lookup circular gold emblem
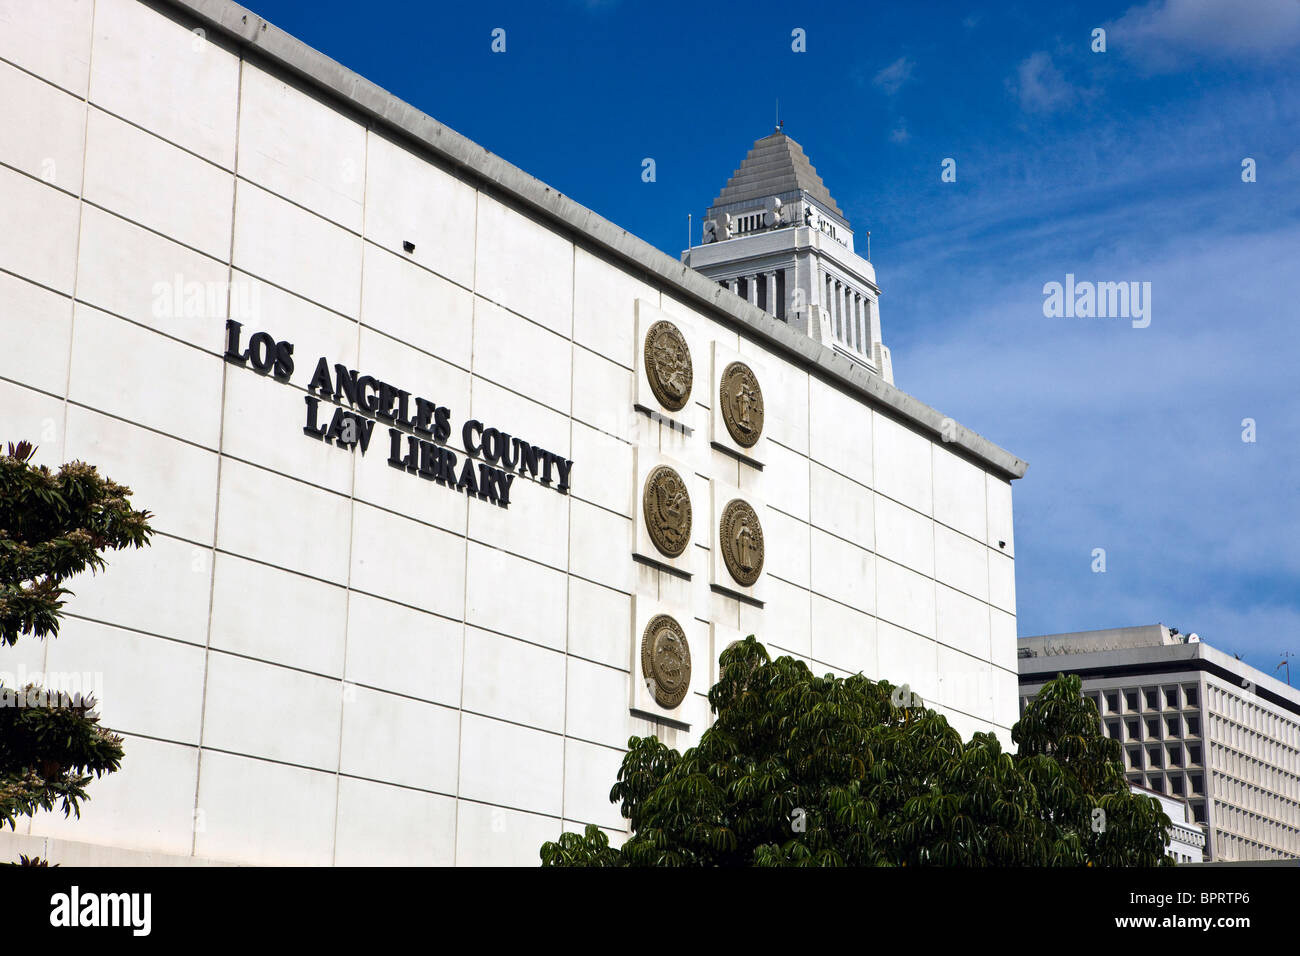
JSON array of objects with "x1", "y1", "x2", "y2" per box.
[
  {"x1": 641, "y1": 614, "x2": 692, "y2": 708},
  {"x1": 642, "y1": 465, "x2": 692, "y2": 558},
  {"x1": 644, "y1": 320, "x2": 692, "y2": 412},
  {"x1": 719, "y1": 361, "x2": 764, "y2": 447},
  {"x1": 719, "y1": 498, "x2": 764, "y2": 587}
]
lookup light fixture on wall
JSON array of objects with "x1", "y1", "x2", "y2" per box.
[{"x1": 402, "y1": 240, "x2": 415, "y2": 253}]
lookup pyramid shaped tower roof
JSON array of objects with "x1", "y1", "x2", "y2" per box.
[{"x1": 709, "y1": 131, "x2": 843, "y2": 218}]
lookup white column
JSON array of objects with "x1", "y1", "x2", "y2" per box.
[
  {"x1": 766, "y1": 272, "x2": 777, "y2": 316},
  {"x1": 843, "y1": 286, "x2": 852, "y2": 344},
  {"x1": 832, "y1": 280, "x2": 842, "y2": 339},
  {"x1": 748, "y1": 274, "x2": 759, "y2": 306},
  {"x1": 838, "y1": 282, "x2": 848, "y2": 342}
]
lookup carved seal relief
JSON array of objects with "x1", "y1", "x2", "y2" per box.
[
  {"x1": 644, "y1": 320, "x2": 693, "y2": 412},
  {"x1": 719, "y1": 360, "x2": 764, "y2": 447},
  {"x1": 719, "y1": 498, "x2": 764, "y2": 587},
  {"x1": 640, "y1": 614, "x2": 692, "y2": 708},
  {"x1": 642, "y1": 465, "x2": 692, "y2": 558}
]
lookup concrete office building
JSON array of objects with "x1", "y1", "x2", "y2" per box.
[
  {"x1": 0, "y1": 0, "x2": 1026, "y2": 865},
  {"x1": 1019, "y1": 625, "x2": 1300, "y2": 862}
]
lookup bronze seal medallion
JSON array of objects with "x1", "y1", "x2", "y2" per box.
[
  {"x1": 719, "y1": 361, "x2": 764, "y2": 447},
  {"x1": 642, "y1": 465, "x2": 692, "y2": 558},
  {"x1": 644, "y1": 320, "x2": 692, "y2": 412},
  {"x1": 719, "y1": 498, "x2": 764, "y2": 587},
  {"x1": 640, "y1": 614, "x2": 691, "y2": 708}
]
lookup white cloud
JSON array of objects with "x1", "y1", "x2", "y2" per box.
[
  {"x1": 873, "y1": 56, "x2": 914, "y2": 95},
  {"x1": 1111, "y1": 0, "x2": 1300, "y2": 67},
  {"x1": 1012, "y1": 52, "x2": 1076, "y2": 113}
]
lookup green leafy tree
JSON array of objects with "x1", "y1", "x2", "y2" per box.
[
  {"x1": 1, "y1": 441, "x2": 153, "y2": 841},
  {"x1": 540, "y1": 637, "x2": 1172, "y2": 866}
]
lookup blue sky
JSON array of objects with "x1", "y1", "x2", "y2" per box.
[{"x1": 248, "y1": 0, "x2": 1300, "y2": 680}]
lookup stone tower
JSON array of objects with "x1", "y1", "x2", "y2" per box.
[{"x1": 682, "y1": 129, "x2": 893, "y2": 384}]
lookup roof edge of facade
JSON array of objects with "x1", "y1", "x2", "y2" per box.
[{"x1": 156, "y1": 0, "x2": 1027, "y2": 480}]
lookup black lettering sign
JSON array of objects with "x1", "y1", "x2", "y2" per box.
[{"x1": 231, "y1": 322, "x2": 570, "y2": 512}]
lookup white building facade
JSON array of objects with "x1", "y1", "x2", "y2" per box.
[
  {"x1": 0, "y1": 0, "x2": 1026, "y2": 865},
  {"x1": 1128, "y1": 783, "x2": 1207, "y2": 864}
]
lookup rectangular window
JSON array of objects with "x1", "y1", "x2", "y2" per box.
[
  {"x1": 1145, "y1": 688, "x2": 1159, "y2": 710},
  {"x1": 1126, "y1": 690, "x2": 1139, "y2": 712},
  {"x1": 1146, "y1": 717, "x2": 1160, "y2": 739},
  {"x1": 1187, "y1": 716, "x2": 1200, "y2": 736},
  {"x1": 1164, "y1": 686, "x2": 1180, "y2": 709},
  {"x1": 1107, "y1": 692, "x2": 1120, "y2": 713},
  {"x1": 1126, "y1": 717, "x2": 1140, "y2": 740},
  {"x1": 1185, "y1": 686, "x2": 1198, "y2": 707},
  {"x1": 1148, "y1": 746, "x2": 1163, "y2": 768},
  {"x1": 1167, "y1": 715, "x2": 1182, "y2": 737}
]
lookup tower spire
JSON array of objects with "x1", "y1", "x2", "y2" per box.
[{"x1": 682, "y1": 130, "x2": 893, "y2": 385}]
